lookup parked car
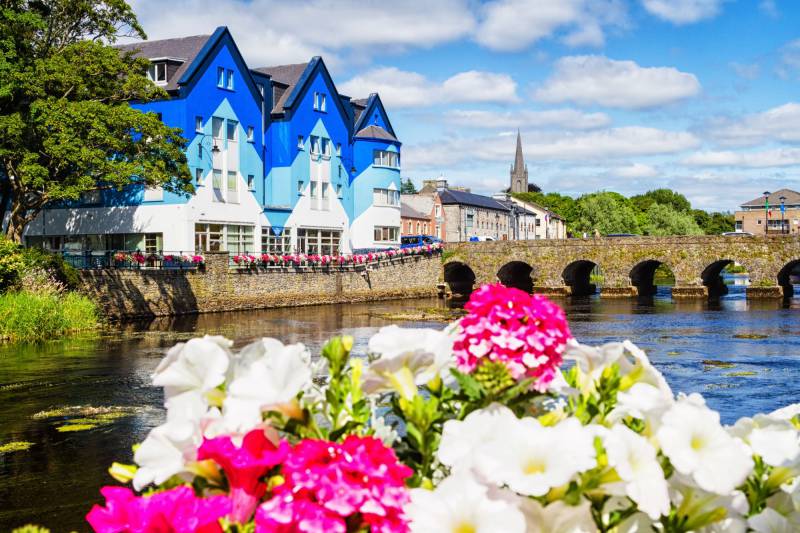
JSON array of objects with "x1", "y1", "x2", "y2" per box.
[
  {"x1": 722, "y1": 231, "x2": 754, "y2": 236},
  {"x1": 400, "y1": 235, "x2": 441, "y2": 249},
  {"x1": 468, "y1": 236, "x2": 496, "y2": 242}
]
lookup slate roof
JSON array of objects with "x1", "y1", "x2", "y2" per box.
[
  {"x1": 251, "y1": 62, "x2": 309, "y2": 113},
  {"x1": 355, "y1": 124, "x2": 397, "y2": 141},
  {"x1": 497, "y1": 199, "x2": 538, "y2": 217},
  {"x1": 117, "y1": 34, "x2": 211, "y2": 92},
  {"x1": 741, "y1": 188, "x2": 800, "y2": 207},
  {"x1": 438, "y1": 189, "x2": 510, "y2": 211},
  {"x1": 401, "y1": 204, "x2": 430, "y2": 219},
  {"x1": 351, "y1": 98, "x2": 368, "y2": 124}
]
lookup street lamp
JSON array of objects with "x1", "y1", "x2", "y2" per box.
[
  {"x1": 763, "y1": 191, "x2": 771, "y2": 235},
  {"x1": 780, "y1": 195, "x2": 787, "y2": 234}
]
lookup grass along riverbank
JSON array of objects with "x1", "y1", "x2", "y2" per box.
[{"x1": 0, "y1": 291, "x2": 99, "y2": 343}]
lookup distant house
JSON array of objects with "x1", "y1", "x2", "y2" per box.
[
  {"x1": 735, "y1": 189, "x2": 800, "y2": 235},
  {"x1": 436, "y1": 188, "x2": 512, "y2": 242},
  {"x1": 493, "y1": 193, "x2": 566, "y2": 240},
  {"x1": 400, "y1": 203, "x2": 432, "y2": 236}
]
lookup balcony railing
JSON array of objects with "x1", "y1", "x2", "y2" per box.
[{"x1": 61, "y1": 251, "x2": 204, "y2": 270}]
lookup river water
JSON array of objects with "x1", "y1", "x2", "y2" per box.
[{"x1": 1, "y1": 284, "x2": 799, "y2": 531}]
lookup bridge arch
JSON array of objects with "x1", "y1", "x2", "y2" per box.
[
  {"x1": 629, "y1": 260, "x2": 674, "y2": 297},
  {"x1": 777, "y1": 259, "x2": 800, "y2": 297},
  {"x1": 562, "y1": 260, "x2": 598, "y2": 297},
  {"x1": 701, "y1": 259, "x2": 735, "y2": 298},
  {"x1": 497, "y1": 261, "x2": 534, "y2": 293},
  {"x1": 444, "y1": 261, "x2": 476, "y2": 298}
]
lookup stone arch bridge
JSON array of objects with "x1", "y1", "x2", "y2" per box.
[{"x1": 442, "y1": 236, "x2": 800, "y2": 299}]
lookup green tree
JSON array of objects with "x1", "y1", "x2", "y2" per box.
[
  {"x1": 400, "y1": 178, "x2": 417, "y2": 194},
  {"x1": 0, "y1": 0, "x2": 193, "y2": 242},
  {"x1": 573, "y1": 192, "x2": 640, "y2": 235},
  {"x1": 642, "y1": 203, "x2": 704, "y2": 236},
  {"x1": 630, "y1": 188, "x2": 692, "y2": 214},
  {"x1": 693, "y1": 210, "x2": 734, "y2": 234}
]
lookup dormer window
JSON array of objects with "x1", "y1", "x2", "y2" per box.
[{"x1": 148, "y1": 62, "x2": 168, "y2": 85}]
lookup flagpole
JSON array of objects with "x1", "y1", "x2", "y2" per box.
[{"x1": 763, "y1": 191, "x2": 770, "y2": 236}]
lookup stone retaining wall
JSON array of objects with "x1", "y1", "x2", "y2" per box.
[{"x1": 78, "y1": 252, "x2": 441, "y2": 318}]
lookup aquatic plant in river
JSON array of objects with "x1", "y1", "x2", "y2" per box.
[{"x1": 84, "y1": 284, "x2": 800, "y2": 532}]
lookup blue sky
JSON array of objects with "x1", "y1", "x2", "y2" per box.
[{"x1": 128, "y1": 0, "x2": 800, "y2": 211}]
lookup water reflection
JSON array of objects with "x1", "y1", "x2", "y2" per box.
[{"x1": 0, "y1": 286, "x2": 799, "y2": 531}]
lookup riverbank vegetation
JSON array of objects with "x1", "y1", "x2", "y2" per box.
[
  {"x1": 514, "y1": 188, "x2": 734, "y2": 236},
  {"x1": 0, "y1": 238, "x2": 98, "y2": 343}
]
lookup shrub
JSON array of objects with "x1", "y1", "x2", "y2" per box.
[
  {"x1": 0, "y1": 291, "x2": 98, "y2": 342},
  {"x1": 0, "y1": 237, "x2": 80, "y2": 292}
]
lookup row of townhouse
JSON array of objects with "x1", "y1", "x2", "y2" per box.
[
  {"x1": 401, "y1": 181, "x2": 566, "y2": 242},
  {"x1": 23, "y1": 27, "x2": 402, "y2": 255}
]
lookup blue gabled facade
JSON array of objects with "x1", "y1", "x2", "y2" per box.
[{"x1": 23, "y1": 27, "x2": 401, "y2": 255}]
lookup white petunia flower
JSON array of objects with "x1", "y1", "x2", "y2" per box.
[
  {"x1": 222, "y1": 339, "x2": 311, "y2": 434},
  {"x1": 748, "y1": 507, "x2": 799, "y2": 533},
  {"x1": 133, "y1": 419, "x2": 201, "y2": 490},
  {"x1": 407, "y1": 470, "x2": 527, "y2": 533},
  {"x1": 609, "y1": 382, "x2": 673, "y2": 431},
  {"x1": 477, "y1": 417, "x2": 596, "y2": 497},
  {"x1": 657, "y1": 394, "x2": 753, "y2": 494},
  {"x1": 564, "y1": 340, "x2": 672, "y2": 400},
  {"x1": 518, "y1": 499, "x2": 597, "y2": 533},
  {"x1": 152, "y1": 335, "x2": 232, "y2": 401},
  {"x1": 362, "y1": 325, "x2": 456, "y2": 399},
  {"x1": 730, "y1": 414, "x2": 800, "y2": 467},
  {"x1": 770, "y1": 403, "x2": 800, "y2": 421},
  {"x1": 437, "y1": 403, "x2": 519, "y2": 471},
  {"x1": 669, "y1": 477, "x2": 749, "y2": 532},
  {"x1": 603, "y1": 424, "x2": 670, "y2": 519}
]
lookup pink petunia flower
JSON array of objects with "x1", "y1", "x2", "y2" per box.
[
  {"x1": 453, "y1": 283, "x2": 572, "y2": 391},
  {"x1": 255, "y1": 436, "x2": 412, "y2": 533},
  {"x1": 86, "y1": 485, "x2": 230, "y2": 533},
  {"x1": 198, "y1": 429, "x2": 290, "y2": 523}
]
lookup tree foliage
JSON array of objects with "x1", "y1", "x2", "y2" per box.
[
  {"x1": 400, "y1": 178, "x2": 417, "y2": 194},
  {"x1": 0, "y1": 0, "x2": 193, "y2": 242},
  {"x1": 573, "y1": 192, "x2": 641, "y2": 235},
  {"x1": 641, "y1": 203, "x2": 703, "y2": 236},
  {"x1": 513, "y1": 188, "x2": 734, "y2": 236}
]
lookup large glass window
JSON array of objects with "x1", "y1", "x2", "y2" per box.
[
  {"x1": 149, "y1": 62, "x2": 167, "y2": 84},
  {"x1": 372, "y1": 188, "x2": 400, "y2": 206},
  {"x1": 373, "y1": 226, "x2": 399, "y2": 242},
  {"x1": 297, "y1": 229, "x2": 341, "y2": 255},
  {"x1": 212, "y1": 169, "x2": 223, "y2": 190},
  {"x1": 226, "y1": 225, "x2": 253, "y2": 254},
  {"x1": 227, "y1": 171, "x2": 238, "y2": 203},
  {"x1": 195, "y1": 224, "x2": 224, "y2": 252},
  {"x1": 372, "y1": 150, "x2": 399, "y2": 168},
  {"x1": 261, "y1": 228, "x2": 292, "y2": 254}
]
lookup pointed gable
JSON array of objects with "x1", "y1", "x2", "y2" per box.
[{"x1": 353, "y1": 94, "x2": 396, "y2": 141}]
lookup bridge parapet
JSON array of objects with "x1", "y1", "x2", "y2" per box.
[{"x1": 442, "y1": 236, "x2": 800, "y2": 300}]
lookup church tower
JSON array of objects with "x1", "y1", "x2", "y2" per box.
[{"x1": 510, "y1": 130, "x2": 528, "y2": 193}]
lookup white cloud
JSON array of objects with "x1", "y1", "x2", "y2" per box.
[
  {"x1": 615, "y1": 163, "x2": 659, "y2": 178},
  {"x1": 339, "y1": 67, "x2": 519, "y2": 108},
  {"x1": 404, "y1": 127, "x2": 699, "y2": 169},
  {"x1": 703, "y1": 103, "x2": 800, "y2": 147},
  {"x1": 641, "y1": 0, "x2": 726, "y2": 25},
  {"x1": 682, "y1": 148, "x2": 800, "y2": 168},
  {"x1": 443, "y1": 108, "x2": 611, "y2": 130},
  {"x1": 533, "y1": 55, "x2": 701, "y2": 109},
  {"x1": 776, "y1": 39, "x2": 800, "y2": 79},
  {"x1": 474, "y1": 0, "x2": 628, "y2": 51},
  {"x1": 127, "y1": 0, "x2": 475, "y2": 67},
  {"x1": 759, "y1": 0, "x2": 778, "y2": 18},
  {"x1": 729, "y1": 62, "x2": 760, "y2": 80}
]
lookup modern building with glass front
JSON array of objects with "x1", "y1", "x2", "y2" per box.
[{"x1": 23, "y1": 26, "x2": 402, "y2": 255}]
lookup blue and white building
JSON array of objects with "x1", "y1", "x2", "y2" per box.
[{"x1": 23, "y1": 27, "x2": 402, "y2": 255}]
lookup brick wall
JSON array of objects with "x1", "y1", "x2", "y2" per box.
[{"x1": 79, "y1": 252, "x2": 441, "y2": 318}]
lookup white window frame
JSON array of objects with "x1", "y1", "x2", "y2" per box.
[
  {"x1": 149, "y1": 62, "x2": 167, "y2": 85},
  {"x1": 373, "y1": 226, "x2": 399, "y2": 243},
  {"x1": 226, "y1": 120, "x2": 238, "y2": 142},
  {"x1": 297, "y1": 135, "x2": 304, "y2": 150},
  {"x1": 212, "y1": 117, "x2": 224, "y2": 140},
  {"x1": 247, "y1": 174, "x2": 255, "y2": 191},
  {"x1": 217, "y1": 67, "x2": 225, "y2": 88},
  {"x1": 226, "y1": 69, "x2": 234, "y2": 90},
  {"x1": 195, "y1": 116, "x2": 203, "y2": 132},
  {"x1": 195, "y1": 168, "x2": 204, "y2": 186},
  {"x1": 247, "y1": 126, "x2": 254, "y2": 142}
]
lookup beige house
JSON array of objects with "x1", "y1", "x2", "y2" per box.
[
  {"x1": 493, "y1": 193, "x2": 567, "y2": 240},
  {"x1": 735, "y1": 189, "x2": 800, "y2": 235}
]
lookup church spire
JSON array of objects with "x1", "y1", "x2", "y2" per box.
[
  {"x1": 514, "y1": 129, "x2": 524, "y2": 173},
  {"x1": 510, "y1": 130, "x2": 528, "y2": 193}
]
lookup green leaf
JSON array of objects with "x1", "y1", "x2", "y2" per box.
[{"x1": 450, "y1": 368, "x2": 485, "y2": 401}]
